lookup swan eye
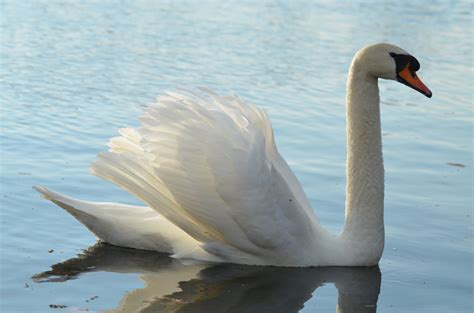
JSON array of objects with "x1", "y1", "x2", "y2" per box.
[
  {"x1": 408, "y1": 65, "x2": 417, "y2": 78},
  {"x1": 389, "y1": 52, "x2": 420, "y2": 75}
]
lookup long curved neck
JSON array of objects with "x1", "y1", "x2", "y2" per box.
[{"x1": 342, "y1": 59, "x2": 384, "y2": 249}]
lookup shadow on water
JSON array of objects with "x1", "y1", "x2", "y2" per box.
[{"x1": 33, "y1": 243, "x2": 381, "y2": 313}]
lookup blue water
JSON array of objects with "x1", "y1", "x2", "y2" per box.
[{"x1": 1, "y1": 1, "x2": 472, "y2": 312}]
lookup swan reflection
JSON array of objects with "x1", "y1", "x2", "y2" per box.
[{"x1": 33, "y1": 243, "x2": 381, "y2": 313}]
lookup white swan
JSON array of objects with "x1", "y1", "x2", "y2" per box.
[{"x1": 35, "y1": 43, "x2": 432, "y2": 267}]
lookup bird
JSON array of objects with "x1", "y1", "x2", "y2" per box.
[{"x1": 35, "y1": 43, "x2": 432, "y2": 267}]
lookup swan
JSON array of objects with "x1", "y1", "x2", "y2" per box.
[{"x1": 35, "y1": 43, "x2": 432, "y2": 267}]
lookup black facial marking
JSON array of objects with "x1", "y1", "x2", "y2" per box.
[
  {"x1": 389, "y1": 52, "x2": 420, "y2": 74},
  {"x1": 389, "y1": 52, "x2": 431, "y2": 97}
]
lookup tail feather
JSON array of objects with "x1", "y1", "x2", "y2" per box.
[
  {"x1": 33, "y1": 186, "x2": 103, "y2": 235},
  {"x1": 33, "y1": 186, "x2": 198, "y2": 254}
]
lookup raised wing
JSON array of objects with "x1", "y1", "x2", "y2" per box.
[{"x1": 92, "y1": 88, "x2": 320, "y2": 265}]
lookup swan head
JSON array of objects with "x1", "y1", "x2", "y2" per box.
[{"x1": 355, "y1": 43, "x2": 432, "y2": 98}]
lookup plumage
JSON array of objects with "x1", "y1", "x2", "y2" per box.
[{"x1": 35, "y1": 43, "x2": 431, "y2": 266}]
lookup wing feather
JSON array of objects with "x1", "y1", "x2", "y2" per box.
[{"x1": 92, "y1": 89, "x2": 319, "y2": 264}]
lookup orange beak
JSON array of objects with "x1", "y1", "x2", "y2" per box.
[{"x1": 398, "y1": 63, "x2": 432, "y2": 98}]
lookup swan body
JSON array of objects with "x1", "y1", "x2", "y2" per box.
[{"x1": 35, "y1": 43, "x2": 431, "y2": 267}]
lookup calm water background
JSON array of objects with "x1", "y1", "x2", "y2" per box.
[{"x1": 1, "y1": 1, "x2": 472, "y2": 312}]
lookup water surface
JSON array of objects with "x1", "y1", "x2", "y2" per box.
[{"x1": 1, "y1": 1, "x2": 472, "y2": 312}]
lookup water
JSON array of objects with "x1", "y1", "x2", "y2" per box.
[{"x1": 1, "y1": 1, "x2": 472, "y2": 312}]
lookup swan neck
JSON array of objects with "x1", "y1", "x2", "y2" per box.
[{"x1": 342, "y1": 59, "x2": 384, "y2": 246}]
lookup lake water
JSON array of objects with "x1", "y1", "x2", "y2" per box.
[{"x1": 1, "y1": 1, "x2": 472, "y2": 312}]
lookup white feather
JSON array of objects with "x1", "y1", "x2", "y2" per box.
[
  {"x1": 90, "y1": 89, "x2": 322, "y2": 265},
  {"x1": 35, "y1": 44, "x2": 424, "y2": 266}
]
